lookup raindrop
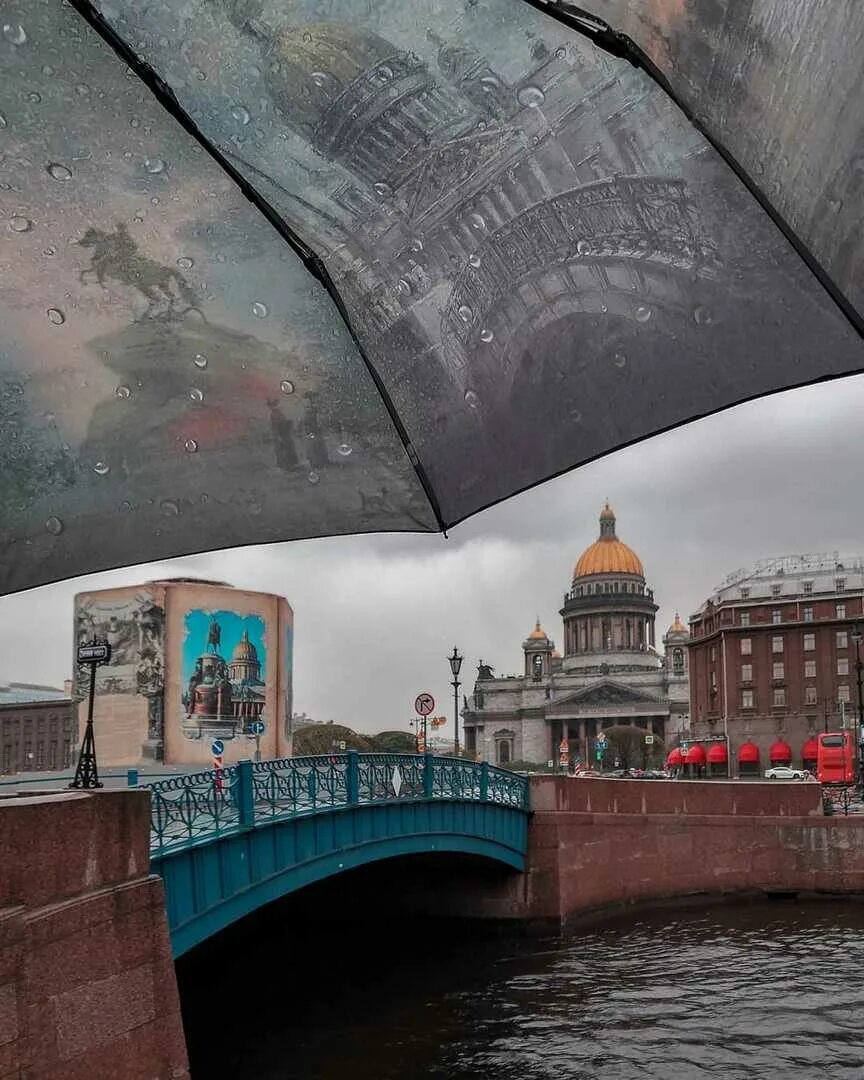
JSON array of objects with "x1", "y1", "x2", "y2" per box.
[
  {"x1": 600, "y1": 303, "x2": 608, "y2": 313},
  {"x1": 120, "y1": 500, "x2": 133, "y2": 513},
  {"x1": 468, "y1": 212, "x2": 486, "y2": 232},
  {"x1": 27, "y1": 92, "x2": 42, "y2": 104},
  {"x1": 373, "y1": 181, "x2": 392, "y2": 198},
  {"x1": 0, "y1": 112, "x2": 6, "y2": 127},
  {"x1": 307, "y1": 470, "x2": 320, "y2": 485},
  {"x1": 477, "y1": 120, "x2": 487, "y2": 131},
  {"x1": 42, "y1": 246, "x2": 55, "y2": 256},
  {"x1": 693, "y1": 304, "x2": 714, "y2": 326},
  {"x1": 251, "y1": 301, "x2": 268, "y2": 318},
  {"x1": 44, "y1": 516, "x2": 63, "y2": 536},
  {"x1": 2, "y1": 23, "x2": 27, "y2": 46},
  {"x1": 184, "y1": 438, "x2": 198, "y2": 453},
  {"x1": 193, "y1": 353, "x2": 208, "y2": 369},
  {"x1": 93, "y1": 461, "x2": 110, "y2": 475},
  {"x1": 302, "y1": 31, "x2": 313, "y2": 43},
  {"x1": 310, "y1": 71, "x2": 328, "y2": 88},
  {"x1": 160, "y1": 499, "x2": 179, "y2": 517},
  {"x1": 144, "y1": 156, "x2": 165, "y2": 174},
  {"x1": 231, "y1": 104, "x2": 251, "y2": 125},
  {"x1": 46, "y1": 162, "x2": 72, "y2": 182},
  {"x1": 517, "y1": 85, "x2": 545, "y2": 108},
  {"x1": 479, "y1": 328, "x2": 494, "y2": 343},
  {"x1": 280, "y1": 379, "x2": 295, "y2": 395},
  {"x1": 397, "y1": 278, "x2": 412, "y2": 295},
  {"x1": 468, "y1": 253, "x2": 481, "y2": 268},
  {"x1": 576, "y1": 239, "x2": 590, "y2": 256},
  {"x1": 150, "y1": 196, "x2": 159, "y2": 205},
  {"x1": 337, "y1": 443, "x2": 353, "y2": 456},
  {"x1": 464, "y1": 389, "x2": 480, "y2": 408},
  {"x1": 613, "y1": 352, "x2": 627, "y2": 368},
  {"x1": 634, "y1": 304, "x2": 652, "y2": 323},
  {"x1": 46, "y1": 308, "x2": 65, "y2": 324},
  {"x1": 480, "y1": 75, "x2": 501, "y2": 93},
  {"x1": 410, "y1": 237, "x2": 424, "y2": 252},
  {"x1": 130, "y1": 117, "x2": 140, "y2": 128},
  {"x1": 194, "y1": 69, "x2": 206, "y2": 81},
  {"x1": 75, "y1": 83, "x2": 90, "y2": 96},
  {"x1": 555, "y1": 45, "x2": 567, "y2": 58},
  {"x1": 176, "y1": 256, "x2": 194, "y2": 269},
  {"x1": 215, "y1": 253, "x2": 227, "y2": 263},
  {"x1": 9, "y1": 216, "x2": 32, "y2": 233},
  {"x1": 114, "y1": 385, "x2": 131, "y2": 399},
  {"x1": 188, "y1": 387, "x2": 204, "y2": 402},
  {"x1": 457, "y1": 304, "x2": 473, "y2": 323}
]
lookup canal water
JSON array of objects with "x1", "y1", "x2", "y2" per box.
[{"x1": 178, "y1": 898, "x2": 864, "y2": 1079}]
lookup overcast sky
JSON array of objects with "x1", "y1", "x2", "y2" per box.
[{"x1": 1, "y1": 374, "x2": 863, "y2": 733}]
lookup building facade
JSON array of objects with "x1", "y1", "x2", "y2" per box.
[
  {"x1": 462, "y1": 505, "x2": 689, "y2": 766},
  {"x1": 74, "y1": 579, "x2": 293, "y2": 768},
  {"x1": 0, "y1": 683, "x2": 74, "y2": 774},
  {"x1": 688, "y1": 553, "x2": 864, "y2": 776}
]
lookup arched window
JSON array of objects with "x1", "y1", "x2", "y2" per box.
[
  {"x1": 494, "y1": 729, "x2": 515, "y2": 766},
  {"x1": 673, "y1": 648, "x2": 684, "y2": 674}
]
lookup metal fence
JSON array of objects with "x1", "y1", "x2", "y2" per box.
[{"x1": 147, "y1": 752, "x2": 529, "y2": 856}]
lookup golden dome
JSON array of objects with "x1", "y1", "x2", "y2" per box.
[
  {"x1": 231, "y1": 630, "x2": 258, "y2": 663},
  {"x1": 527, "y1": 618, "x2": 548, "y2": 640},
  {"x1": 573, "y1": 504, "x2": 644, "y2": 579},
  {"x1": 668, "y1": 612, "x2": 687, "y2": 634}
]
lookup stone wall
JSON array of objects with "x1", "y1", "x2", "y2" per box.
[{"x1": 0, "y1": 790, "x2": 188, "y2": 1080}]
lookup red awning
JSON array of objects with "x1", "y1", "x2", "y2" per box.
[
  {"x1": 737, "y1": 741, "x2": 760, "y2": 763},
  {"x1": 667, "y1": 748, "x2": 684, "y2": 766},
  {"x1": 769, "y1": 740, "x2": 792, "y2": 762},
  {"x1": 685, "y1": 745, "x2": 707, "y2": 765},
  {"x1": 707, "y1": 743, "x2": 728, "y2": 764},
  {"x1": 801, "y1": 738, "x2": 819, "y2": 761}
]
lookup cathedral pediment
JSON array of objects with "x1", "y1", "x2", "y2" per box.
[{"x1": 553, "y1": 680, "x2": 667, "y2": 709}]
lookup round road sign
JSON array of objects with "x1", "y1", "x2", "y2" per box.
[
  {"x1": 414, "y1": 692, "x2": 435, "y2": 716},
  {"x1": 211, "y1": 739, "x2": 224, "y2": 756}
]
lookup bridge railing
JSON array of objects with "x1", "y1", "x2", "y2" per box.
[{"x1": 148, "y1": 752, "x2": 529, "y2": 856}]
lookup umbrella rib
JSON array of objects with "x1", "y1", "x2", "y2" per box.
[
  {"x1": 65, "y1": 0, "x2": 447, "y2": 534},
  {"x1": 521, "y1": 0, "x2": 864, "y2": 343}
]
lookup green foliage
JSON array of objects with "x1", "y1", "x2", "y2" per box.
[
  {"x1": 501, "y1": 759, "x2": 557, "y2": 774},
  {"x1": 367, "y1": 730, "x2": 416, "y2": 753},
  {"x1": 292, "y1": 723, "x2": 372, "y2": 755}
]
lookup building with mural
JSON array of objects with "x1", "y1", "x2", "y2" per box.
[
  {"x1": 462, "y1": 504, "x2": 689, "y2": 766},
  {"x1": 73, "y1": 579, "x2": 293, "y2": 767}
]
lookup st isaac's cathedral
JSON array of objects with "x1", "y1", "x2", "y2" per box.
[{"x1": 462, "y1": 505, "x2": 690, "y2": 766}]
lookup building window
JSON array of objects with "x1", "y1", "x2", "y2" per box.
[
  {"x1": 739, "y1": 587, "x2": 750, "y2": 599},
  {"x1": 741, "y1": 663, "x2": 753, "y2": 682},
  {"x1": 773, "y1": 688, "x2": 786, "y2": 707},
  {"x1": 772, "y1": 636, "x2": 784, "y2": 653},
  {"x1": 805, "y1": 686, "x2": 818, "y2": 705},
  {"x1": 672, "y1": 648, "x2": 684, "y2": 675},
  {"x1": 48, "y1": 744, "x2": 57, "y2": 769},
  {"x1": 772, "y1": 609, "x2": 782, "y2": 624},
  {"x1": 739, "y1": 612, "x2": 750, "y2": 627},
  {"x1": 837, "y1": 603, "x2": 846, "y2": 619},
  {"x1": 804, "y1": 659, "x2": 817, "y2": 678},
  {"x1": 837, "y1": 631, "x2": 848, "y2": 649},
  {"x1": 771, "y1": 584, "x2": 781, "y2": 597},
  {"x1": 496, "y1": 739, "x2": 513, "y2": 765},
  {"x1": 710, "y1": 646, "x2": 716, "y2": 662},
  {"x1": 802, "y1": 582, "x2": 813, "y2": 595},
  {"x1": 838, "y1": 658, "x2": 849, "y2": 676},
  {"x1": 772, "y1": 662, "x2": 784, "y2": 680},
  {"x1": 838, "y1": 685, "x2": 851, "y2": 703},
  {"x1": 741, "y1": 638, "x2": 752, "y2": 655},
  {"x1": 803, "y1": 607, "x2": 814, "y2": 622},
  {"x1": 836, "y1": 578, "x2": 846, "y2": 592},
  {"x1": 804, "y1": 633, "x2": 815, "y2": 651},
  {"x1": 741, "y1": 690, "x2": 754, "y2": 709}
]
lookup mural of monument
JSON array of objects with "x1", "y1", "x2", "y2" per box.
[{"x1": 181, "y1": 610, "x2": 268, "y2": 741}]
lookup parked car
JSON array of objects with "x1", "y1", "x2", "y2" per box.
[{"x1": 764, "y1": 765, "x2": 807, "y2": 780}]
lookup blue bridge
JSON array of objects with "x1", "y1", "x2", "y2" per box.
[{"x1": 147, "y1": 753, "x2": 531, "y2": 956}]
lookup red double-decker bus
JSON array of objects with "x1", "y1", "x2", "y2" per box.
[{"x1": 816, "y1": 731, "x2": 857, "y2": 785}]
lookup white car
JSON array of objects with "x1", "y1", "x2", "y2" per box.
[{"x1": 764, "y1": 765, "x2": 806, "y2": 780}]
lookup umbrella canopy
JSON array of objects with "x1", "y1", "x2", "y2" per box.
[{"x1": 1, "y1": 0, "x2": 862, "y2": 594}]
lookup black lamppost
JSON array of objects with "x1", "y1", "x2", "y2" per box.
[
  {"x1": 449, "y1": 647, "x2": 463, "y2": 758},
  {"x1": 851, "y1": 624, "x2": 864, "y2": 788}
]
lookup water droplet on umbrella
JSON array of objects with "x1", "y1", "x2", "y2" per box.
[
  {"x1": 47, "y1": 162, "x2": 72, "y2": 182},
  {"x1": 3, "y1": 23, "x2": 27, "y2": 45},
  {"x1": 42, "y1": 246, "x2": 55, "y2": 256},
  {"x1": 693, "y1": 304, "x2": 714, "y2": 326},
  {"x1": 464, "y1": 390, "x2": 480, "y2": 408},
  {"x1": 44, "y1": 516, "x2": 63, "y2": 535},
  {"x1": 373, "y1": 181, "x2": 392, "y2": 198},
  {"x1": 28, "y1": 92, "x2": 42, "y2": 104},
  {"x1": 120, "y1": 500, "x2": 132, "y2": 512},
  {"x1": 251, "y1": 301, "x2": 268, "y2": 318},
  {"x1": 468, "y1": 212, "x2": 486, "y2": 231},
  {"x1": 189, "y1": 387, "x2": 204, "y2": 402},
  {"x1": 0, "y1": 112, "x2": 7, "y2": 127},
  {"x1": 194, "y1": 69, "x2": 206, "y2": 81},
  {"x1": 555, "y1": 46, "x2": 567, "y2": 58},
  {"x1": 193, "y1": 353, "x2": 208, "y2": 369},
  {"x1": 160, "y1": 499, "x2": 179, "y2": 517},
  {"x1": 468, "y1": 253, "x2": 481, "y2": 268},
  {"x1": 479, "y1": 328, "x2": 494, "y2": 343},
  {"x1": 93, "y1": 461, "x2": 110, "y2": 475},
  {"x1": 576, "y1": 239, "x2": 590, "y2": 255},
  {"x1": 634, "y1": 304, "x2": 652, "y2": 323},
  {"x1": 310, "y1": 71, "x2": 328, "y2": 87},
  {"x1": 613, "y1": 352, "x2": 627, "y2": 368},
  {"x1": 280, "y1": 379, "x2": 295, "y2": 395},
  {"x1": 231, "y1": 104, "x2": 250, "y2": 125},
  {"x1": 397, "y1": 278, "x2": 412, "y2": 295},
  {"x1": 9, "y1": 216, "x2": 32, "y2": 233},
  {"x1": 216, "y1": 252, "x2": 226, "y2": 262},
  {"x1": 458, "y1": 304, "x2": 473, "y2": 323},
  {"x1": 517, "y1": 85, "x2": 545, "y2": 108},
  {"x1": 302, "y1": 31, "x2": 313, "y2": 42},
  {"x1": 337, "y1": 443, "x2": 352, "y2": 457},
  {"x1": 379, "y1": 64, "x2": 394, "y2": 80},
  {"x1": 144, "y1": 156, "x2": 165, "y2": 174},
  {"x1": 176, "y1": 256, "x2": 194, "y2": 269},
  {"x1": 76, "y1": 83, "x2": 90, "y2": 96},
  {"x1": 184, "y1": 439, "x2": 198, "y2": 453},
  {"x1": 410, "y1": 237, "x2": 423, "y2": 252},
  {"x1": 307, "y1": 470, "x2": 320, "y2": 485},
  {"x1": 46, "y1": 308, "x2": 65, "y2": 324},
  {"x1": 115, "y1": 385, "x2": 131, "y2": 399},
  {"x1": 480, "y1": 75, "x2": 501, "y2": 93}
]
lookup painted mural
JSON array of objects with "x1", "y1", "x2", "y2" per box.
[
  {"x1": 75, "y1": 590, "x2": 164, "y2": 697},
  {"x1": 284, "y1": 614, "x2": 294, "y2": 740},
  {"x1": 181, "y1": 610, "x2": 267, "y2": 741}
]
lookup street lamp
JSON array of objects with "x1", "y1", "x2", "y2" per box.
[
  {"x1": 449, "y1": 647, "x2": 463, "y2": 758},
  {"x1": 851, "y1": 623, "x2": 864, "y2": 789}
]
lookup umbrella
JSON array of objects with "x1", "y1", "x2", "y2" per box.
[{"x1": 1, "y1": 0, "x2": 861, "y2": 595}]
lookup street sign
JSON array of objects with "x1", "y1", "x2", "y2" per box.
[
  {"x1": 644, "y1": 734, "x2": 655, "y2": 745},
  {"x1": 414, "y1": 692, "x2": 435, "y2": 716},
  {"x1": 211, "y1": 739, "x2": 224, "y2": 756},
  {"x1": 595, "y1": 734, "x2": 608, "y2": 748},
  {"x1": 77, "y1": 642, "x2": 111, "y2": 664},
  {"x1": 249, "y1": 720, "x2": 265, "y2": 736},
  {"x1": 338, "y1": 740, "x2": 346, "y2": 750}
]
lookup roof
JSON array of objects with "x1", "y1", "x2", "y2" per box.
[
  {"x1": 527, "y1": 618, "x2": 548, "y2": 640},
  {"x1": 574, "y1": 505, "x2": 644, "y2": 579},
  {"x1": 0, "y1": 682, "x2": 69, "y2": 705}
]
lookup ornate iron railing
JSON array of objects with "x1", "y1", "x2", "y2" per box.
[{"x1": 147, "y1": 753, "x2": 529, "y2": 856}]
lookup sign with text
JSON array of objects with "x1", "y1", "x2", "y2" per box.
[{"x1": 77, "y1": 641, "x2": 112, "y2": 664}]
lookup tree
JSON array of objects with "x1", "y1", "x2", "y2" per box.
[
  {"x1": 602, "y1": 725, "x2": 666, "y2": 770},
  {"x1": 292, "y1": 723, "x2": 372, "y2": 755},
  {"x1": 368, "y1": 730, "x2": 416, "y2": 753}
]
